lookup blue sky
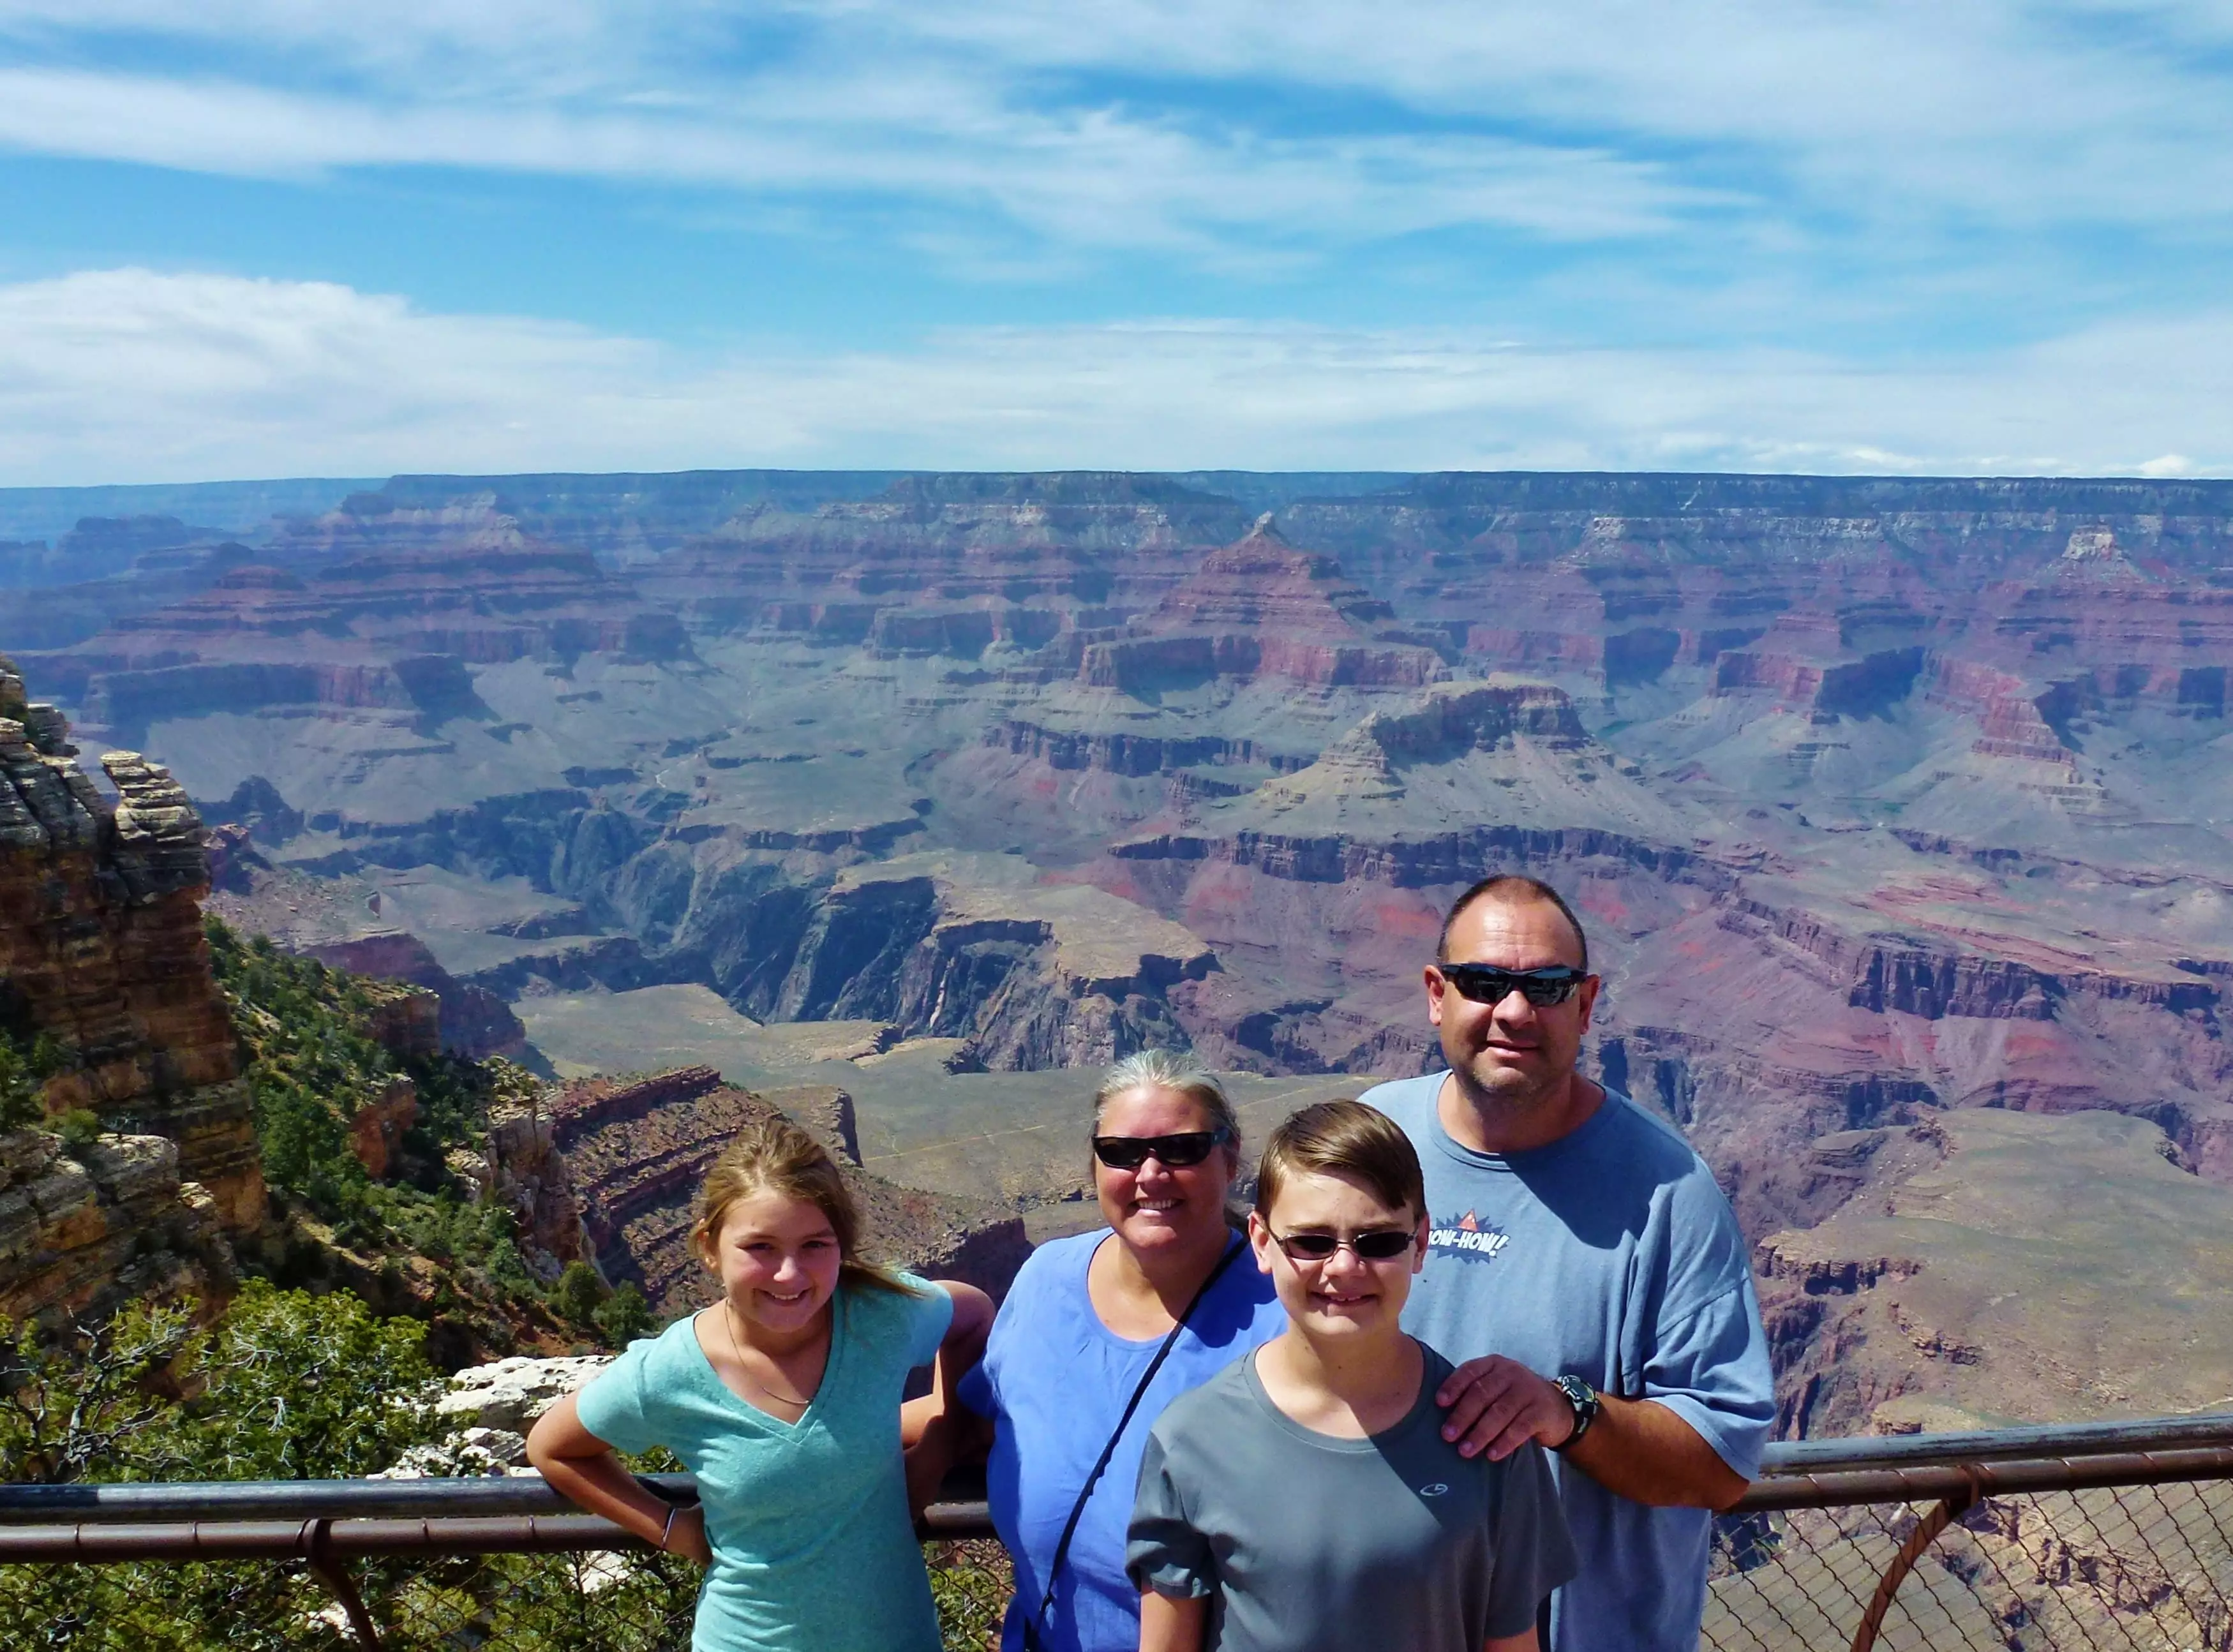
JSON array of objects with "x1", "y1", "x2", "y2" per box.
[{"x1": 2, "y1": 1, "x2": 2231, "y2": 484}]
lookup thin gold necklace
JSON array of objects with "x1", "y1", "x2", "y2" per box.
[{"x1": 721, "y1": 1300, "x2": 816, "y2": 1408}]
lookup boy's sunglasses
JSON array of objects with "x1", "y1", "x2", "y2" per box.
[
  {"x1": 1269, "y1": 1227, "x2": 1417, "y2": 1262},
  {"x1": 1091, "y1": 1127, "x2": 1232, "y2": 1171},
  {"x1": 1437, "y1": 963, "x2": 1588, "y2": 1006}
]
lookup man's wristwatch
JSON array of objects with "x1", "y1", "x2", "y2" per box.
[{"x1": 1551, "y1": 1374, "x2": 1601, "y2": 1451}]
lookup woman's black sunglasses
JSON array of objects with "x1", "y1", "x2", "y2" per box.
[
  {"x1": 1091, "y1": 1127, "x2": 1232, "y2": 1170},
  {"x1": 1437, "y1": 963, "x2": 1587, "y2": 1006},
  {"x1": 1269, "y1": 1228, "x2": 1417, "y2": 1261}
]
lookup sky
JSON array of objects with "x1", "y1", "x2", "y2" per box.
[{"x1": 3, "y1": 1, "x2": 2232, "y2": 484}]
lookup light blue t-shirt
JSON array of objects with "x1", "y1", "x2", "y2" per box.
[
  {"x1": 574, "y1": 1276, "x2": 954, "y2": 1652},
  {"x1": 1362, "y1": 1073, "x2": 1775, "y2": 1652},
  {"x1": 957, "y1": 1230, "x2": 1287, "y2": 1652}
]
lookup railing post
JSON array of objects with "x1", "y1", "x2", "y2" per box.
[
  {"x1": 303, "y1": 1519, "x2": 382, "y2": 1651},
  {"x1": 1847, "y1": 1468, "x2": 1982, "y2": 1652}
]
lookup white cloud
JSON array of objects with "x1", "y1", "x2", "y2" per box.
[
  {"x1": 0, "y1": 66, "x2": 1700, "y2": 251},
  {"x1": 4, "y1": 268, "x2": 2228, "y2": 484},
  {"x1": 4, "y1": 1, "x2": 2228, "y2": 242},
  {"x1": 863, "y1": 0, "x2": 2233, "y2": 223}
]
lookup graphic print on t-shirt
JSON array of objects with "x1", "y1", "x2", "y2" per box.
[{"x1": 1426, "y1": 1209, "x2": 1511, "y2": 1264}]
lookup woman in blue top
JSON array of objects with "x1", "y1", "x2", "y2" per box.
[
  {"x1": 527, "y1": 1113, "x2": 993, "y2": 1652},
  {"x1": 952, "y1": 1052, "x2": 1287, "y2": 1652}
]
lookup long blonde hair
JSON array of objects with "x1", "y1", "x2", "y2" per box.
[{"x1": 691, "y1": 1113, "x2": 907, "y2": 1297}]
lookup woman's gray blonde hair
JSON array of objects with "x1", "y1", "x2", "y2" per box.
[{"x1": 1093, "y1": 1050, "x2": 1240, "y2": 1145}]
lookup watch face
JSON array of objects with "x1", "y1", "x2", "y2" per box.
[{"x1": 1555, "y1": 1376, "x2": 1597, "y2": 1438}]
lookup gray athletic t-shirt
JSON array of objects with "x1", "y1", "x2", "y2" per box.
[
  {"x1": 1363, "y1": 1074, "x2": 1775, "y2": 1652},
  {"x1": 1127, "y1": 1343, "x2": 1576, "y2": 1652}
]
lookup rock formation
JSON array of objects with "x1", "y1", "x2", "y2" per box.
[
  {"x1": 0, "y1": 655, "x2": 262, "y2": 1230},
  {"x1": 202, "y1": 835, "x2": 528, "y2": 1060},
  {"x1": 1754, "y1": 1110, "x2": 2233, "y2": 1436},
  {"x1": 1079, "y1": 516, "x2": 1447, "y2": 692},
  {"x1": 542, "y1": 1065, "x2": 1027, "y2": 1313},
  {"x1": 0, "y1": 1127, "x2": 235, "y2": 1323},
  {"x1": 348, "y1": 1076, "x2": 421, "y2": 1180},
  {"x1": 12, "y1": 468, "x2": 2233, "y2": 1443},
  {"x1": 14, "y1": 513, "x2": 689, "y2": 752},
  {"x1": 458, "y1": 1084, "x2": 596, "y2": 1284}
]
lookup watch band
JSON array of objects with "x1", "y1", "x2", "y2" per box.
[{"x1": 1552, "y1": 1374, "x2": 1600, "y2": 1451}]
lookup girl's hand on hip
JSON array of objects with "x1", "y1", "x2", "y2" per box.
[{"x1": 662, "y1": 1503, "x2": 713, "y2": 1566}]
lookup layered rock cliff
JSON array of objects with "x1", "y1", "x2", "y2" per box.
[
  {"x1": 17, "y1": 519, "x2": 691, "y2": 750},
  {"x1": 0, "y1": 1127, "x2": 235, "y2": 1323},
  {"x1": 13, "y1": 466, "x2": 2233, "y2": 1403},
  {"x1": 1753, "y1": 1110, "x2": 2233, "y2": 1437},
  {"x1": 0, "y1": 655, "x2": 262, "y2": 1230},
  {"x1": 535, "y1": 1064, "x2": 1027, "y2": 1312}
]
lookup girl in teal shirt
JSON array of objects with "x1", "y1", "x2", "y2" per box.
[{"x1": 528, "y1": 1115, "x2": 993, "y2": 1651}]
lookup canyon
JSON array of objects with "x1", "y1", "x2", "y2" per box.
[{"x1": 6, "y1": 468, "x2": 2233, "y2": 1429}]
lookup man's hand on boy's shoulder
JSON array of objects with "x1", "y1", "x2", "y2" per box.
[
  {"x1": 1435, "y1": 1355, "x2": 1573, "y2": 1461},
  {"x1": 1437, "y1": 1358, "x2": 1753, "y2": 1509}
]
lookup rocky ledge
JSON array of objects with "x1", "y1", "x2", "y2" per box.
[
  {"x1": 1, "y1": 654, "x2": 262, "y2": 1228},
  {"x1": 0, "y1": 1127, "x2": 235, "y2": 1323}
]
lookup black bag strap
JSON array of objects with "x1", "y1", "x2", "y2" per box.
[{"x1": 1024, "y1": 1235, "x2": 1246, "y2": 1651}]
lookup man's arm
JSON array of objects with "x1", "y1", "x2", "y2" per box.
[
  {"x1": 1435, "y1": 1355, "x2": 1749, "y2": 1510},
  {"x1": 1139, "y1": 1591, "x2": 1207, "y2": 1652}
]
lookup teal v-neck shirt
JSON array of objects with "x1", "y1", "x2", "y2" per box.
[{"x1": 574, "y1": 1276, "x2": 954, "y2": 1652}]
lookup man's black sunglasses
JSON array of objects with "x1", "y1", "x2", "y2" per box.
[
  {"x1": 1091, "y1": 1127, "x2": 1232, "y2": 1171},
  {"x1": 1269, "y1": 1227, "x2": 1417, "y2": 1262},
  {"x1": 1437, "y1": 964, "x2": 1588, "y2": 1006}
]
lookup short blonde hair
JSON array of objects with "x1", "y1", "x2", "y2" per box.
[
  {"x1": 1255, "y1": 1099, "x2": 1424, "y2": 1224},
  {"x1": 691, "y1": 1113, "x2": 906, "y2": 1296}
]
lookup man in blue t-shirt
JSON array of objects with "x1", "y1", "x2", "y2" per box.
[{"x1": 1359, "y1": 873, "x2": 1775, "y2": 1652}]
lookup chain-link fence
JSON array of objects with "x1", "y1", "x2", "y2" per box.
[
  {"x1": 3, "y1": 1419, "x2": 2228, "y2": 1652},
  {"x1": 0, "y1": 1529, "x2": 1012, "y2": 1652},
  {"x1": 0, "y1": 1545, "x2": 703, "y2": 1652},
  {"x1": 1708, "y1": 1472, "x2": 2233, "y2": 1651}
]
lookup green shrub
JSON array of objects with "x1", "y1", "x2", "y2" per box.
[
  {"x1": 0, "y1": 1285, "x2": 452, "y2": 1649},
  {"x1": 55, "y1": 1107, "x2": 102, "y2": 1149},
  {"x1": 0, "y1": 1025, "x2": 65, "y2": 1133},
  {"x1": 552, "y1": 1260, "x2": 608, "y2": 1326},
  {"x1": 595, "y1": 1283, "x2": 655, "y2": 1348},
  {"x1": 0, "y1": 1042, "x2": 40, "y2": 1133},
  {"x1": 202, "y1": 915, "x2": 555, "y2": 1325}
]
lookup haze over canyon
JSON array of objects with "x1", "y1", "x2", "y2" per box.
[{"x1": 7, "y1": 466, "x2": 2233, "y2": 1437}]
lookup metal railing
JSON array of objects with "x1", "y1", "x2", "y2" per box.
[{"x1": 3, "y1": 1413, "x2": 2229, "y2": 1651}]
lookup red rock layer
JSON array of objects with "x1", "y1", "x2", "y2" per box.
[
  {"x1": 21, "y1": 533, "x2": 688, "y2": 744},
  {"x1": 639, "y1": 474, "x2": 1229, "y2": 644},
  {"x1": 1078, "y1": 518, "x2": 1447, "y2": 690}
]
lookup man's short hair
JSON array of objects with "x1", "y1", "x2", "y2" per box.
[
  {"x1": 1436, "y1": 874, "x2": 1590, "y2": 972},
  {"x1": 1255, "y1": 1099, "x2": 1425, "y2": 1223}
]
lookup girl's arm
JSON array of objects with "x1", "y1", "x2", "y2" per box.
[
  {"x1": 1484, "y1": 1629, "x2": 1540, "y2": 1652},
  {"x1": 933, "y1": 1280, "x2": 995, "y2": 1376},
  {"x1": 525, "y1": 1394, "x2": 712, "y2": 1565},
  {"x1": 1139, "y1": 1590, "x2": 1207, "y2": 1652},
  {"x1": 902, "y1": 1280, "x2": 997, "y2": 1514}
]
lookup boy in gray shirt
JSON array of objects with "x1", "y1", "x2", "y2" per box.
[{"x1": 1128, "y1": 1101, "x2": 1574, "y2": 1652}]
